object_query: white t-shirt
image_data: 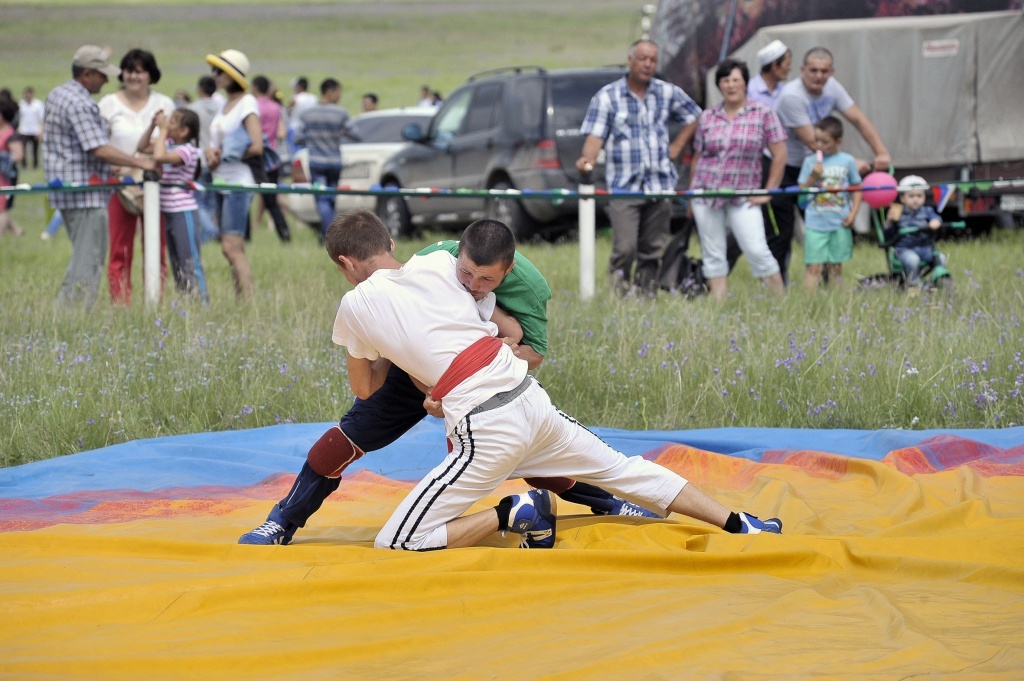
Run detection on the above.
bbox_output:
[17,98,45,136]
[288,91,318,132]
[209,93,259,184]
[332,250,526,434]
[98,90,176,155]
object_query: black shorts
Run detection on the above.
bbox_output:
[340,363,429,452]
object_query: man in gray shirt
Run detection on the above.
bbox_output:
[771,47,891,283]
[296,78,349,236]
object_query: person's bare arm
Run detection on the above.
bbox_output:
[843,190,862,228]
[136,113,160,155]
[512,344,544,370]
[841,104,891,171]
[404,374,446,418]
[422,395,444,418]
[668,120,698,162]
[91,145,157,172]
[492,302,548,368]
[490,305,523,345]
[205,145,221,170]
[346,354,392,400]
[150,113,184,166]
[791,124,816,152]
[575,134,604,173]
[7,137,24,165]
[242,113,263,158]
[764,139,787,190]
[276,116,287,148]
[749,139,787,206]
[689,146,700,188]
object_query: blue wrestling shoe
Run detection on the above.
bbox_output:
[738,512,782,534]
[604,497,662,518]
[238,505,297,545]
[507,490,557,549]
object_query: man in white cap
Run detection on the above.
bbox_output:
[44,45,158,309]
[748,39,791,109]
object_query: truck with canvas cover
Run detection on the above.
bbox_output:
[701,11,1024,228]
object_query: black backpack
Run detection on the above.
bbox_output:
[657,220,707,297]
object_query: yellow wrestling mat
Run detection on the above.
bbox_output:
[2,433,1023,680]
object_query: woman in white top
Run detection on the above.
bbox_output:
[204,49,262,299]
[98,48,175,306]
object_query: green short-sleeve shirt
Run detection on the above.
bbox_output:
[416,240,552,355]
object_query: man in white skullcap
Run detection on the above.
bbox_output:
[747,39,792,109]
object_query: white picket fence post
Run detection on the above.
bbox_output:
[143,173,161,308]
[578,179,596,301]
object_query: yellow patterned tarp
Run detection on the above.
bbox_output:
[2,441,1023,680]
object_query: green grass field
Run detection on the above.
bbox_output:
[3,0,642,117]
[3,2,1023,467]
[4,217,1024,467]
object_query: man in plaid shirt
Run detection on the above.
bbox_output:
[576,39,701,294]
[44,45,157,310]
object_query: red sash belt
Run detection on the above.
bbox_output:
[431,336,503,400]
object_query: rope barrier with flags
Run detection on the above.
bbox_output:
[4,175,1022,303]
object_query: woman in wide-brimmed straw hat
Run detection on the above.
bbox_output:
[204,49,261,299]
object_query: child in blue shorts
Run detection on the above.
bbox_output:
[797,116,862,291]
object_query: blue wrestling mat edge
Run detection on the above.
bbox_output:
[2,420,1023,499]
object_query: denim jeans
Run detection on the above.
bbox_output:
[215,190,253,237]
[45,209,63,237]
[309,164,341,235]
[896,245,945,284]
[195,169,219,243]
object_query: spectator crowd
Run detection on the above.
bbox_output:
[2,37,897,307]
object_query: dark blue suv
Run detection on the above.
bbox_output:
[376,66,626,239]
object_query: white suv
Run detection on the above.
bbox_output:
[286,107,436,228]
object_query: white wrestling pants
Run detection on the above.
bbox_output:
[375,378,688,550]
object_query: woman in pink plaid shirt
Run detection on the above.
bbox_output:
[690,58,787,300]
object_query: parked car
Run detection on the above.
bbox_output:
[376,66,628,240]
[287,107,436,228]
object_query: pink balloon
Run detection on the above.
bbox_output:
[862,171,898,208]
